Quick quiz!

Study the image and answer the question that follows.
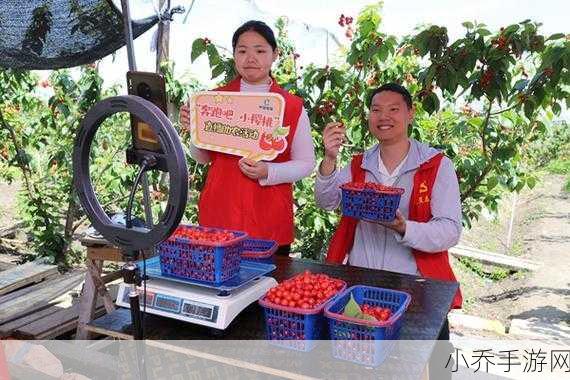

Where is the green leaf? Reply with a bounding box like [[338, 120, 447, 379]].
[[422, 92, 440, 114], [462, 21, 474, 29], [547, 33, 565, 41], [524, 99, 535, 119], [503, 25, 520, 36], [211, 64, 225, 79], [476, 28, 492, 37], [527, 176, 537, 189], [343, 293, 362, 318], [191, 39, 207, 62], [552, 102, 561, 116], [487, 176, 498, 191], [206, 44, 221, 67]]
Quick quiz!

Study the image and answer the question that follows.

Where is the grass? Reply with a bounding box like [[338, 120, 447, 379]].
[[546, 157, 570, 175], [545, 145, 570, 193], [456, 257, 514, 281]]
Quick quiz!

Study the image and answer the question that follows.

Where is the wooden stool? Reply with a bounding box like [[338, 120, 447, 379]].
[[75, 236, 123, 340]]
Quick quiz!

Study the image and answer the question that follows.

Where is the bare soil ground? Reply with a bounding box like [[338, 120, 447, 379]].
[[451, 173, 569, 330]]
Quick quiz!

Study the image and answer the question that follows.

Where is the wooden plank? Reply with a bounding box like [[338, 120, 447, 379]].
[[101, 269, 123, 284], [79, 234, 112, 247], [0, 272, 60, 305], [0, 304, 63, 338], [76, 259, 103, 340], [85, 307, 134, 340], [87, 246, 123, 262], [85, 246, 155, 262], [87, 261, 116, 313], [0, 253, 19, 271], [15, 285, 118, 339], [0, 260, 59, 295], [0, 271, 85, 325], [34, 305, 108, 340], [0, 261, 16, 272], [0, 222, 24, 238], [449, 244, 540, 271]]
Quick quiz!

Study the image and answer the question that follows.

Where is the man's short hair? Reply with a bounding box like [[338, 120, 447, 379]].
[[367, 83, 413, 109]]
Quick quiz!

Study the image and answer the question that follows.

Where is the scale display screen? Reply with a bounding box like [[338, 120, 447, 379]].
[[154, 294, 181, 313], [122, 289, 155, 307], [182, 301, 217, 322]]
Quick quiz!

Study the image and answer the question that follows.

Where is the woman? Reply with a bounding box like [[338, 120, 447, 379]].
[[180, 20, 316, 256]]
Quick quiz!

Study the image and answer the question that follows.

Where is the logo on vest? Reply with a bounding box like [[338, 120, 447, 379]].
[[418, 181, 430, 204]]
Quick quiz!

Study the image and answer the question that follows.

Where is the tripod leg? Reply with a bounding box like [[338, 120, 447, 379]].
[[128, 287, 143, 340]]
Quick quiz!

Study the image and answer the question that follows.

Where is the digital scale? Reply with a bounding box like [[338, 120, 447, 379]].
[[116, 256, 277, 330]]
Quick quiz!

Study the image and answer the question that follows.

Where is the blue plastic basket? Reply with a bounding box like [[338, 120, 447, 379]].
[[341, 185, 404, 222], [260, 306, 324, 352], [158, 225, 247, 284], [241, 238, 278, 264], [258, 275, 347, 352], [324, 285, 411, 366]]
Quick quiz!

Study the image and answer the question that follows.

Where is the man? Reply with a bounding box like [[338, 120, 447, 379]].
[[315, 83, 462, 376]]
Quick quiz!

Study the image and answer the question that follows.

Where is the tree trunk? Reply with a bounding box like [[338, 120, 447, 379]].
[[155, 0, 170, 74]]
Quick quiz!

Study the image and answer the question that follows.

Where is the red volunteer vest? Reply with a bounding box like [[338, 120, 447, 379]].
[[198, 77, 302, 245], [325, 153, 463, 309]]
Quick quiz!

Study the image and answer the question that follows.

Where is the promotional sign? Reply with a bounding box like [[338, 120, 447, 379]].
[[189, 91, 288, 161]]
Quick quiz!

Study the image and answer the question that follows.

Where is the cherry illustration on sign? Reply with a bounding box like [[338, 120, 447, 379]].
[[189, 91, 288, 161]]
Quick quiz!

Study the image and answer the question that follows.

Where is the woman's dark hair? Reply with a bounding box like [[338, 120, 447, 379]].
[[232, 20, 277, 52], [368, 83, 413, 109]]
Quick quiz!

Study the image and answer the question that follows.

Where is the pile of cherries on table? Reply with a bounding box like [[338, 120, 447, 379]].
[[264, 270, 345, 309]]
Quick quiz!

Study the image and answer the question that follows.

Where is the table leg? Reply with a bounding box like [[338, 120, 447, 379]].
[[75, 259, 103, 340]]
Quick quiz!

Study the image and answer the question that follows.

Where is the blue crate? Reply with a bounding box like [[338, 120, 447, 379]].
[[158, 225, 246, 284], [260, 306, 323, 352], [258, 275, 347, 352], [241, 238, 278, 264], [324, 285, 411, 366], [341, 185, 403, 222]]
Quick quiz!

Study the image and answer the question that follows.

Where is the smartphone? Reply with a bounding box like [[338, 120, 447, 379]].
[[126, 71, 168, 153]]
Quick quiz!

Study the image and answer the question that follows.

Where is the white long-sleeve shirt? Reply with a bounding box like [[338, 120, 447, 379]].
[[189, 80, 316, 186], [315, 139, 462, 275]]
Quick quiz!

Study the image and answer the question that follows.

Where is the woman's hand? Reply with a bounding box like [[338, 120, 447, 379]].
[[238, 158, 269, 180], [179, 103, 190, 131]]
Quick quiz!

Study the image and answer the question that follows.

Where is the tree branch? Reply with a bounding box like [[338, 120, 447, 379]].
[[460, 164, 493, 202], [480, 101, 493, 158], [490, 102, 520, 116], [0, 108, 34, 196]]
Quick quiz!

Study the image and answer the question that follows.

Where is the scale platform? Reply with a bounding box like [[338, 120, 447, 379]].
[[116, 258, 277, 330]]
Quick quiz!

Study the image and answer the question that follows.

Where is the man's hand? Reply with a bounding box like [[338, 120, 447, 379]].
[[238, 158, 269, 180], [179, 103, 190, 131], [379, 209, 407, 236], [319, 122, 346, 176]]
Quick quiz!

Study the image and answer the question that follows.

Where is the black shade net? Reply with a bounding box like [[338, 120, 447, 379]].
[[0, 0, 159, 70]]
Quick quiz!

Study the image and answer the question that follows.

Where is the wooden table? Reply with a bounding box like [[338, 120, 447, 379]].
[[86, 256, 458, 378], [75, 236, 123, 339]]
